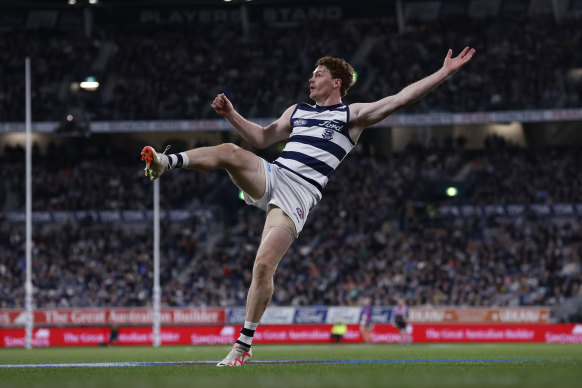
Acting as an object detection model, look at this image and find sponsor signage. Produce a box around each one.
[2,324,581,347]
[411,324,582,343]
[3,109,582,135]
[2,307,551,327]
[4,209,213,225]
[6,204,580,225]
[408,308,549,324]
[325,307,362,324]
[371,307,393,323]
[259,307,296,325]
[375,108,582,127]
[1,328,109,348]
[293,307,328,324]
[438,204,582,219]
[0,325,362,347]
[226,307,247,325]
[229,307,331,325]
[0,308,225,327]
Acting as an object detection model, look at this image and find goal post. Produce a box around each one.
[153,179,161,347]
[25,57,33,349]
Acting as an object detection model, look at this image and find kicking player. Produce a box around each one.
[141,47,475,366]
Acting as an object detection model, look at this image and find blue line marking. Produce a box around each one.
[260,358,551,365]
[0,358,552,369]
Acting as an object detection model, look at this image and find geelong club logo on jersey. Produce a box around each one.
[322,128,334,140]
[296,207,304,220]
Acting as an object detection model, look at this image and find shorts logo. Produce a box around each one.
[296,207,304,220]
[322,128,334,140]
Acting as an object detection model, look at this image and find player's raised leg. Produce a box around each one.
[141,143,264,200]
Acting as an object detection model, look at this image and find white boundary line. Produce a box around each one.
[0,358,552,369]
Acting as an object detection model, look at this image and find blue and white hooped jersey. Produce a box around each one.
[273,102,356,196]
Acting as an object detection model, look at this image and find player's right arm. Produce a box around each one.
[212,93,294,149]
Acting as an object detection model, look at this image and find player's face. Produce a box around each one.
[309,66,338,100]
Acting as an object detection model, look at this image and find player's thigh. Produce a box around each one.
[222,145,265,200]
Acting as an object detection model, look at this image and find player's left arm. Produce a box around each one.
[348,47,476,140]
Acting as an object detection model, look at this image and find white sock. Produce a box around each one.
[167,152,189,169]
[236,321,259,348]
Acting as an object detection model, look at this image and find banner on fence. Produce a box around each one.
[1,307,550,327]
[0,308,225,327]
[408,308,549,324]
[2,324,581,347]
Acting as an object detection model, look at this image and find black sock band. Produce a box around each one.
[175,153,184,168]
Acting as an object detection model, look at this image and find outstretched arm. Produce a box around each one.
[349,47,476,138]
[211,93,294,149]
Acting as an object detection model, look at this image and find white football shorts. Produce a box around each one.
[243,158,319,237]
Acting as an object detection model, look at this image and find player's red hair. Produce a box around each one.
[316,57,356,97]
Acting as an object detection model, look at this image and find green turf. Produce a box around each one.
[1,344,581,388]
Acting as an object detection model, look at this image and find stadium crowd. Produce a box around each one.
[3,135,582,213]
[1,12,581,121]
[1,139,581,309]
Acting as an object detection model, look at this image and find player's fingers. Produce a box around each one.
[446,48,452,59]
[211,96,223,107]
[463,48,476,62]
[459,46,470,58]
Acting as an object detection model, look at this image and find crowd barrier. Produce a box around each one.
[3,306,576,347]
[2,324,581,347]
[0,306,550,326]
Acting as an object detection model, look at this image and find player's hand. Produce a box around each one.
[211,93,233,116]
[442,47,476,76]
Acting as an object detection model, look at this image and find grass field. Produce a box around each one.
[1,344,581,388]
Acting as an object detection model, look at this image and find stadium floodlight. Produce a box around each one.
[89,0,98,4]
[80,76,99,91]
[68,0,77,5]
[446,186,458,197]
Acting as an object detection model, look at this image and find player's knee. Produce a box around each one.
[252,260,275,283]
[217,143,241,168]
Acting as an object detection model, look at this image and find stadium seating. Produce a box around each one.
[1,3,580,309]
[1,140,581,308]
[0,12,580,121]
